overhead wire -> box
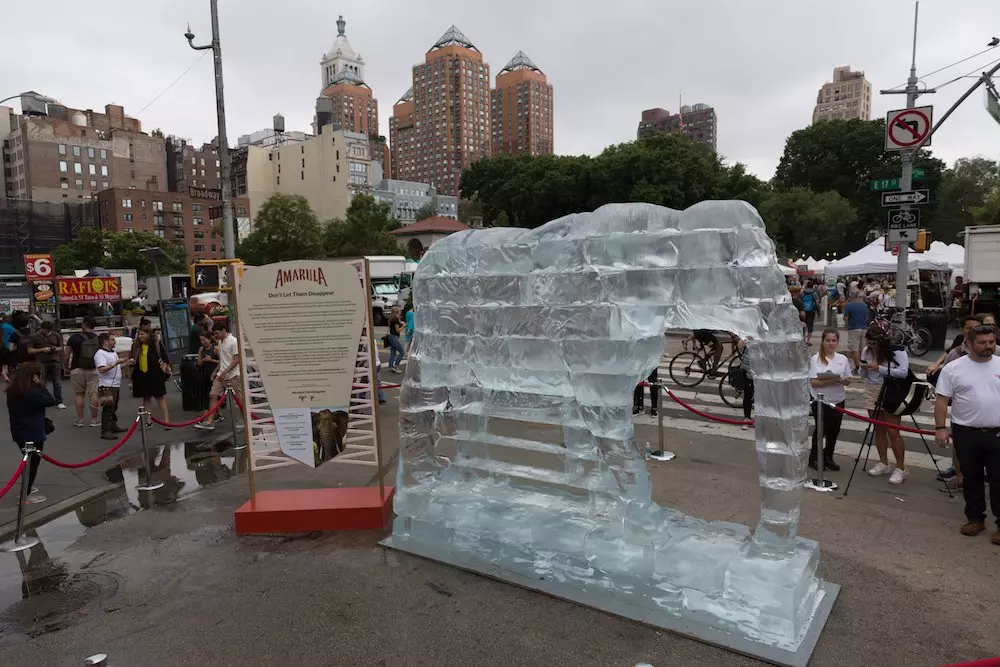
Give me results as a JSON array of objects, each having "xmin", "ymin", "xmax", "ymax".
[
  {"xmin": 883, "ymin": 44, "xmax": 999, "ymax": 91},
  {"xmin": 927, "ymin": 56, "xmax": 1000, "ymax": 91},
  {"xmin": 136, "ymin": 51, "xmax": 210, "ymax": 115}
]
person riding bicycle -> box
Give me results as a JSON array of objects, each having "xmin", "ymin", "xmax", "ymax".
[{"xmin": 683, "ymin": 329, "xmax": 735, "ymax": 376}]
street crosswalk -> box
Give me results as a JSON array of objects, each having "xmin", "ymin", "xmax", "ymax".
[{"xmin": 636, "ymin": 360, "xmax": 950, "ymax": 473}]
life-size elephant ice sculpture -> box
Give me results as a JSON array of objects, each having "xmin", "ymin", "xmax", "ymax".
[{"xmin": 384, "ymin": 201, "xmax": 838, "ymax": 665}]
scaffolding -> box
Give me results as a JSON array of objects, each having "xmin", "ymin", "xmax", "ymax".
[{"xmin": 0, "ymin": 199, "xmax": 98, "ymax": 273}]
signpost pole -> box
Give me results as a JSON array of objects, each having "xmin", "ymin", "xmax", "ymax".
[{"xmin": 364, "ymin": 259, "xmax": 387, "ymax": 503}]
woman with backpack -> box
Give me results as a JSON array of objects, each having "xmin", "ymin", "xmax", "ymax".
[
  {"xmin": 860, "ymin": 324, "xmax": 911, "ymax": 484},
  {"xmin": 6, "ymin": 362, "xmax": 56, "ymax": 505},
  {"xmin": 801, "ymin": 281, "xmax": 818, "ymax": 346}
]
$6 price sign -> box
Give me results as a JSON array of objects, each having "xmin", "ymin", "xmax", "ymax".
[{"xmin": 24, "ymin": 254, "xmax": 53, "ymax": 281}]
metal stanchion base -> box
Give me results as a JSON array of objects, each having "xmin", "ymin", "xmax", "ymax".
[
  {"xmin": 2, "ymin": 536, "xmax": 40, "ymax": 552},
  {"xmin": 805, "ymin": 479, "xmax": 838, "ymax": 492},
  {"xmin": 137, "ymin": 482, "xmax": 165, "ymax": 492}
]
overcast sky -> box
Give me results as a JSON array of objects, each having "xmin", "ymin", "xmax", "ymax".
[{"xmin": 3, "ymin": 0, "xmax": 999, "ymax": 178}]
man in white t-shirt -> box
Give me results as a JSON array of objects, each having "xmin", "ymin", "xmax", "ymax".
[
  {"xmin": 94, "ymin": 333, "xmax": 134, "ymax": 440},
  {"xmin": 196, "ymin": 322, "xmax": 241, "ymax": 431},
  {"xmin": 935, "ymin": 325, "xmax": 1000, "ymax": 544}
]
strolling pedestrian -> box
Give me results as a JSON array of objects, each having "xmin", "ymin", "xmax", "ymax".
[
  {"xmin": 808, "ymin": 329, "xmax": 852, "ymax": 471},
  {"xmin": 801, "ymin": 281, "xmax": 818, "ymax": 346},
  {"xmin": 6, "ymin": 362, "xmax": 55, "ymax": 505},
  {"xmin": 387, "ymin": 306, "xmax": 406, "ymax": 373},
  {"xmin": 65, "ymin": 316, "xmax": 100, "ymax": 428},
  {"xmin": 130, "ymin": 327, "xmax": 171, "ymax": 427},
  {"xmin": 95, "ymin": 333, "xmax": 132, "ymax": 440},
  {"xmin": 633, "ymin": 368, "xmax": 660, "ymax": 417},
  {"xmin": 189, "ymin": 312, "xmax": 213, "ymax": 354},
  {"xmin": 860, "ymin": 325, "xmax": 910, "ymax": 484},
  {"xmin": 196, "ymin": 322, "xmax": 241, "ymax": 431},
  {"xmin": 403, "ymin": 301, "xmax": 415, "ymax": 356},
  {"xmin": 934, "ymin": 324, "xmax": 1000, "ymax": 544},
  {"xmin": 27, "ymin": 321, "xmax": 65, "ymax": 409},
  {"xmin": 842, "ymin": 291, "xmax": 869, "ymax": 373}
]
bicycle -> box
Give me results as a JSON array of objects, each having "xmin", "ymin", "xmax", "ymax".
[
  {"xmin": 869, "ymin": 307, "xmax": 932, "ymax": 358},
  {"xmin": 669, "ymin": 333, "xmax": 742, "ymax": 389},
  {"xmin": 718, "ymin": 349, "xmax": 747, "ymax": 409}
]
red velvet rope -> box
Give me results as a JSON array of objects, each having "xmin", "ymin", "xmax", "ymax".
[
  {"xmin": 664, "ymin": 389, "xmax": 755, "ymax": 426},
  {"xmin": 149, "ymin": 395, "xmax": 227, "ymax": 428},
  {"xmin": 42, "ymin": 418, "xmax": 140, "ymax": 469},
  {"xmin": 829, "ymin": 403, "xmax": 935, "ymax": 436},
  {"xmin": 0, "ymin": 459, "xmax": 26, "ymax": 499}
]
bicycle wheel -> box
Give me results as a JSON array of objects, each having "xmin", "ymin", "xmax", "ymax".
[
  {"xmin": 669, "ymin": 351, "xmax": 708, "ymax": 388},
  {"xmin": 719, "ymin": 370, "xmax": 744, "ymax": 409},
  {"xmin": 908, "ymin": 326, "xmax": 932, "ymax": 357}
]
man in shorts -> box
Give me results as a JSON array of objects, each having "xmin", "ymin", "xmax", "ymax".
[
  {"xmin": 685, "ymin": 329, "xmax": 727, "ymax": 375},
  {"xmin": 842, "ymin": 291, "xmax": 869, "ymax": 373},
  {"xmin": 195, "ymin": 322, "xmax": 242, "ymax": 431},
  {"xmin": 65, "ymin": 316, "xmax": 100, "ymax": 427}
]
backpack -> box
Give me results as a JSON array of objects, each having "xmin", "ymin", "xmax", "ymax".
[
  {"xmin": 77, "ymin": 333, "xmax": 100, "ymax": 370},
  {"xmin": 802, "ymin": 291, "xmax": 816, "ymax": 313},
  {"xmin": 9, "ymin": 332, "xmax": 30, "ymax": 363}
]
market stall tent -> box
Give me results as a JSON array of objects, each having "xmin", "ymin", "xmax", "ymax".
[{"xmin": 825, "ymin": 236, "xmax": 951, "ymax": 277}]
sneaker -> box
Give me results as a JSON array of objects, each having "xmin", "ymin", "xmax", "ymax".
[
  {"xmin": 194, "ymin": 423, "xmax": 216, "ymax": 431},
  {"xmin": 741, "ymin": 424, "xmax": 751, "ymax": 431},
  {"xmin": 30, "ymin": 487, "xmax": 38, "ymax": 494},
  {"xmin": 25, "ymin": 493, "xmax": 46, "ymax": 504},
  {"xmin": 73, "ymin": 419, "xmax": 85, "ymax": 427},
  {"xmin": 868, "ymin": 462, "xmax": 894, "ymax": 476},
  {"xmin": 649, "ymin": 409, "xmax": 658, "ymax": 417},
  {"xmin": 100, "ymin": 432, "xmax": 117, "ymax": 440},
  {"xmin": 888, "ymin": 467, "xmax": 908, "ymax": 484},
  {"xmin": 57, "ymin": 403, "xmax": 66, "ymax": 410},
  {"xmin": 936, "ymin": 467, "xmax": 956, "ymax": 481},
  {"xmin": 960, "ymin": 521, "xmax": 986, "ymax": 536},
  {"xmin": 110, "ymin": 426, "xmax": 127, "ymax": 434},
  {"xmin": 89, "ymin": 421, "xmax": 100, "ymax": 428},
  {"xmin": 632, "ymin": 406, "xmax": 642, "ymax": 415}
]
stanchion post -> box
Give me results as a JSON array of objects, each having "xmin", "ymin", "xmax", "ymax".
[
  {"xmin": 364, "ymin": 259, "xmax": 386, "ymax": 503},
  {"xmin": 227, "ymin": 387, "xmax": 245, "ymax": 451},
  {"xmin": 656, "ymin": 381, "xmax": 664, "ymax": 454},
  {"xmin": 4, "ymin": 446, "xmax": 39, "ymax": 552},
  {"xmin": 817, "ymin": 393, "xmax": 825, "ymax": 487},
  {"xmin": 136, "ymin": 408, "xmax": 164, "ymax": 492}
]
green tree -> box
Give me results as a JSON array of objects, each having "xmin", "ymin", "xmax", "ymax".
[
  {"xmin": 757, "ymin": 188, "xmax": 858, "ymax": 259},
  {"xmin": 937, "ymin": 157, "xmax": 1000, "ymax": 240},
  {"xmin": 237, "ymin": 194, "xmax": 324, "ymax": 265},
  {"xmin": 493, "ymin": 210, "xmax": 510, "ymax": 227},
  {"xmin": 323, "ymin": 194, "xmax": 403, "ymax": 257},
  {"xmin": 52, "ymin": 228, "xmax": 187, "ymax": 276},
  {"xmin": 714, "ymin": 162, "xmax": 770, "ymax": 208},
  {"xmin": 415, "ymin": 202, "xmax": 437, "ymax": 221},
  {"xmin": 773, "ymin": 118, "xmax": 944, "ymax": 252}
]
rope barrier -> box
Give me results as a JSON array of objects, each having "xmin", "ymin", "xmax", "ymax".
[
  {"xmin": 664, "ymin": 389, "xmax": 754, "ymax": 427},
  {"xmin": 0, "ymin": 459, "xmax": 26, "ymax": 500},
  {"xmin": 828, "ymin": 403, "xmax": 935, "ymax": 436},
  {"xmin": 149, "ymin": 395, "xmax": 227, "ymax": 428},
  {"xmin": 353, "ymin": 383, "xmax": 401, "ymax": 390},
  {"xmin": 41, "ymin": 419, "xmax": 140, "ymax": 469}
]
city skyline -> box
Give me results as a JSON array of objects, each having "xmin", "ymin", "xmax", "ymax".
[{"xmin": 2, "ymin": 0, "xmax": 999, "ymax": 181}]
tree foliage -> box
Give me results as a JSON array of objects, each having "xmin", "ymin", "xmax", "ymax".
[
  {"xmin": 937, "ymin": 157, "xmax": 1000, "ymax": 240},
  {"xmin": 415, "ymin": 202, "xmax": 437, "ymax": 221},
  {"xmin": 52, "ymin": 228, "xmax": 187, "ymax": 277},
  {"xmin": 323, "ymin": 194, "xmax": 403, "ymax": 258},
  {"xmin": 237, "ymin": 194, "xmax": 324, "ymax": 265},
  {"xmin": 757, "ymin": 188, "xmax": 858, "ymax": 259}
]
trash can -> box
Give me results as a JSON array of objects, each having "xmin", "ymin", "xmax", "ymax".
[
  {"xmin": 914, "ymin": 308, "xmax": 949, "ymax": 351},
  {"xmin": 180, "ymin": 354, "xmax": 209, "ymax": 412}
]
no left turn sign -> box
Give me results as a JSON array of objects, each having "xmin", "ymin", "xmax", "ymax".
[{"xmin": 885, "ymin": 106, "xmax": 933, "ymax": 151}]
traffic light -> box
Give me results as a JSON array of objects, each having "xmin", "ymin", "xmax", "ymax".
[{"xmin": 913, "ymin": 229, "xmax": 932, "ymax": 253}]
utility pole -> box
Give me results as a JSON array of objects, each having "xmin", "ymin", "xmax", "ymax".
[{"xmin": 185, "ymin": 0, "xmax": 235, "ymax": 260}]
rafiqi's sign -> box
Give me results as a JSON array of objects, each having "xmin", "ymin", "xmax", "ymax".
[{"xmin": 57, "ymin": 277, "xmax": 122, "ymax": 303}]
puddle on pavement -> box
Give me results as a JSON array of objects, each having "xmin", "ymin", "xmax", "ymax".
[{"xmin": 0, "ymin": 438, "xmax": 246, "ymax": 644}]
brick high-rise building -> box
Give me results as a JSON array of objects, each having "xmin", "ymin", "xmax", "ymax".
[
  {"xmin": 2, "ymin": 102, "xmax": 166, "ymax": 204},
  {"xmin": 812, "ymin": 66, "xmax": 872, "ymax": 123},
  {"xmin": 388, "ymin": 88, "xmax": 414, "ymax": 181},
  {"xmin": 165, "ymin": 136, "xmax": 221, "ymax": 193},
  {"xmin": 490, "ymin": 51, "xmax": 554, "ymax": 156},
  {"xmin": 636, "ymin": 103, "xmax": 717, "ymax": 151},
  {"xmin": 317, "ymin": 15, "xmax": 378, "ymax": 137},
  {"xmin": 390, "ymin": 26, "xmax": 491, "ymax": 197},
  {"xmin": 97, "ymin": 187, "xmax": 249, "ymax": 262}
]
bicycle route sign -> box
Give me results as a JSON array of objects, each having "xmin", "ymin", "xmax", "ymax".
[
  {"xmin": 886, "ymin": 208, "xmax": 920, "ymax": 244},
  {"xmin": 885, "ymin": 106, "xmax": 933, "ymax": 151}
]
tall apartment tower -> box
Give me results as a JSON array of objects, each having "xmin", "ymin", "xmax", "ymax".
[
  {"xmin": 390, "ymin": 26, "xmax": 491, "ymax": 196},
  {"xmin": 812, "ymin": 66, "xmax": 872, "ymax": 123},
  {"xmin": 490, "ymin": 51, "xmax": 554, "ymax": 156},
  {"xmin": 317, "ymin": 15, "xmax": 379, "ymax": 137}
]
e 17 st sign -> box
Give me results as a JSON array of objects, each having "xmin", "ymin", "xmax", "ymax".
[{"xmin": 23, "ymin": 254, "xmax": 54, "ymax": 281}]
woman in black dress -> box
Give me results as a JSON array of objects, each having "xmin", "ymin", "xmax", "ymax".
[{"xmin": 130, "ymin": 327, "xmax": 172, "ymax": 427}]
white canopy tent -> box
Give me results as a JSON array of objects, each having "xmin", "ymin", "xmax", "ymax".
[{"xmin": 825, "ymin": 236, "xmax": 953, "ymax": 277}]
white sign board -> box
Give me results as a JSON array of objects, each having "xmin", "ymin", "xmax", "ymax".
[
  {"xmin": 887, "ymin": 208, "xmax": 920, "ymax": 244},
  {"xmin": 885, "ymin": 106, "xmax": 933, "ymax": 151},
  {"xmin": 237, "ymin": 260, "xmax": 367, "ymax": 468}
]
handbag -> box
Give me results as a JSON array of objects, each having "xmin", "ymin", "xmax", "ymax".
[
  {"xmin": 381, "ymin": 335, "xmax": 389, "ymax": 349},
  {"xmin": 98, "ymin": 386, "xmax": 116, "ymax": 406},
  {"xmin": 44, "ymin": 417, "xmax": 55, "ymax": 435}
]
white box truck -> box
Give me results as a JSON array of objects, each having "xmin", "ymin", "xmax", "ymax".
[{"xmin": 962, "ymin": 225, "xmax": 1000, "ymax": 317}]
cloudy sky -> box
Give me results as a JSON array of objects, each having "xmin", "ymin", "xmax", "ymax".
[{"xmin": 3, "ymin": 0, "xmax": 999, "ymax": 178}]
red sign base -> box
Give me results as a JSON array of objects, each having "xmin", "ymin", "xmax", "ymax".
[{"xmin": 235, "ymin": 486, "xmax": 394, "ymax": 534}]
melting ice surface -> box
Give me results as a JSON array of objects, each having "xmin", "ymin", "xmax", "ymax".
[{"xmin": 392, "ymin": 201, "xmax": 827, "ymax": 651}]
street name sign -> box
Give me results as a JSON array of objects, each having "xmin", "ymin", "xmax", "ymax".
[
  {"xmin": 881, "ymin": 189, "xmax": 929, "ymax": 206},
  {"xmin": 887, "ymin": 208, "xmax": 920, "ymax": 244},
  {"xmin": 869, "ymin": 169, "xmax": 925, "ymax": 192},
  {"xmin": 987, "ymin": 88, "xmax": 1000, "ymax": 127},
  {"xmin": 885, "ymin": 106, "xmax": 933, "ymax": 151}
]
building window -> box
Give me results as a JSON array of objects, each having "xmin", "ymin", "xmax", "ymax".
[
  {"xmin": 72, "ymin": 146, "xmax": 81, "ymax": 157},
  {"xmin": 58, "ymin": 144, "xmax": 66, "ymax": 156},
  {"xmin": 75, "ymin": 178, "xmax": 83, "ymax": 189},
  {"xmin": 153, "ymin": 200, "xmax": 164, "ymax": 211},
  {"xmin": 59, "ymin": 160, "xmax": 67, "ymax": 173},
  {"xmin": 100, "ymin": 149, "xmax": 107, "ymax": 160},
  {"xmin": 172, "ymin": 202, "xmax": 183, "ymax": 212},
  {"xmin": 192, "ymin": 217, "xmax": 203, "ymax": 226},
  {"xmin": 60, "ymin": 179, "xmax": 69, "ymax": 190},
  {"xmin": 123, "ymin": 213, "xmax": 133, "ymax": 222},
  {"xmin": 89, "ymin": 164, "xmax": 96, "ymax": 176},
  {"xmin": 194, "ymin": 231, "xmax": 205, "ymax": 239},
  {"xmin": 194, "ymin": 244, "xmax": 205, "ymax": 252},
  {"xmin": 155, "ymin": 229, "xmax": 165, "ymax": 238},
  {"xmin": 301, "ymin": 171, "xmax": 304, "ymax": 180},
  {"xmin": 87, "ymin": 147, "xmax": 95, "ymax": 159},
  {"xmin": 173, "ymin": 214, "xmax": 184, "ymax": 225},
  {"xmin": 74, "ymin": 163, "xmax": 82, "ymax": 174},
  {"xmin": 153, "ymin": 214, "xmax": 164, "ymax": 225},
  {"xmin": 192, "ymin": 204, "xmax": 202, "ymax": 213},
  {"xmin": 122, "ymin": 199, "xmax": 132, "ymax": 208},
  {"xmin": 90, "ymin": 179, "xmax": 97, "ymax": 189},
  {"xmin": 101, "ymin": 165, "xmax": 108, "ymax": 177},
  {"xmin": 200, "ymin": 169, "xmax": 205, "ymax": 177}
]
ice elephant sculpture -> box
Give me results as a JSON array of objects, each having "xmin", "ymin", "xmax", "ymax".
[{"xmin": 383, "ymin": 201, "xmax": 838, "ymax": 666}]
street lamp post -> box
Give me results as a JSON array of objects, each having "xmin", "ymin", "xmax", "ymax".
[
  {"xmin": 0, "ymin": 91, "xmax": 59, "ymax": 108},
  {"xmin": 185, "ymin": 0, "xmax": 236, "ymax": 260},
  {"xmin": 139, "ymin": 247, "xmax": 169, "ymax": 326}
]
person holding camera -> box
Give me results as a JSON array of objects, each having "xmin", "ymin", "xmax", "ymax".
[
  {"xmin": 859, "ymin": 325, "xmax": 910, "ymax": 484},
  {"xmin": 934, "ymin": 324, "xmax": 1000, "ymax": 543}
]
